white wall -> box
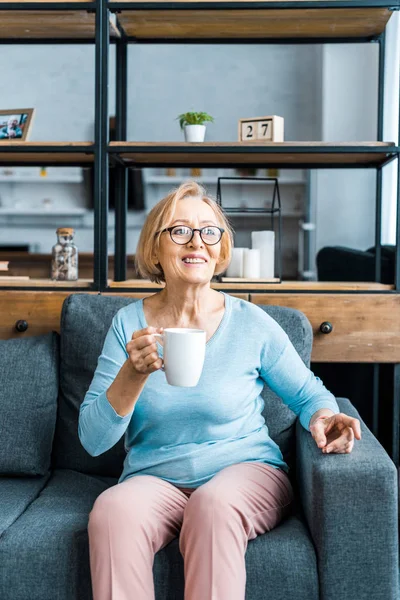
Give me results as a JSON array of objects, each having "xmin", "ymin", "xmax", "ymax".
[
  {"xmin": 382, "ymin": 11, "xmax": 400, "ymax": 244},
  {"xmin": 0, "ymin": 44, "xmax": 320, "ymax": 143},
  {"xmin": 1, "ymin": 37, "xmax": 398, "ymax": 258},
  {"xmin": 313, "ymin": 43, "xmax": 379, "ymax": 257},
  {"xmin": 0, "ymin": 43, "xmax": 320, "ymax": 255}
]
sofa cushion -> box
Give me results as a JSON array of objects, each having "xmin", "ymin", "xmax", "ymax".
[
  {"xmin": 52, "ymin": 294, "xmax": 312, "ymax": 477},
  {"xmin": 0, "ymin": 469, "xmax": 115, "ymax": 600},
  {"xmin": 52, "ymin": 295, "xmax": 136, "ymax": 477},
  {"xmin": 0, "ymin": 474, "xmax": 50, "ymax": 537},
  {"xmin": 0, "ymin": 332, "xmax": 59, "ymax": 476},
  {"xmin": 0, "ymin": 470, "xmax": 317, "ymax": 600}
]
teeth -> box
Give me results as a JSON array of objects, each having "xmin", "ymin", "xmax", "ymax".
[{"xmin": 183, "ymin": 258, "xmax": 206, "ymax": 263}]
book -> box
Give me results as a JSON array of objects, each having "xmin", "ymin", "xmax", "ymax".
[{"xmin": 0, "ymin": 261, "xmax": 9, "ymax": 271}]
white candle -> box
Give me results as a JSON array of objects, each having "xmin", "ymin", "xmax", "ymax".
[
  {"xmin": 226, "ymin": 247, "xmax": 245, "ymax": 278},
  {"xmin": 243, "ymin": 249, "xmax": 261, "ymax": 278},
  {"xmin": 251, "ymin": 231, "xmax": 275, "ymax": 279}
]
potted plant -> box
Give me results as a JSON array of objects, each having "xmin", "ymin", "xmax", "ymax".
[{"xmin": 177, "ymin": 111, "xmax": 214, "ymax": 142}]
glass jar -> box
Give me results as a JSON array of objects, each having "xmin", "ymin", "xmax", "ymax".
[{"xmin": 51, "ymin": 227, "xmax": 78, "ymax": 281}]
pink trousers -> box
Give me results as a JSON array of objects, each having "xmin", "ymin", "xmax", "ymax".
[{"xmin": 88, "ymin": 461, "xmax": 294, "ymax": 600}]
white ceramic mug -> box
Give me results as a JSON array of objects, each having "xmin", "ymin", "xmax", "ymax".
[{"xmin": 153, "ymin": 328, "xmax": 206, "ymax": 387}]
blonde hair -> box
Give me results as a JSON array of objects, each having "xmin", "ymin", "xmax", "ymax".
[{"xmin": 135, "ymin": 181, "xmax": 234, "ymax": 284}]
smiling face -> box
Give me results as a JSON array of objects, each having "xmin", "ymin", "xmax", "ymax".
[{"xmin": 156, "ymin": 196, "xmax": 222, "ymax": 286}]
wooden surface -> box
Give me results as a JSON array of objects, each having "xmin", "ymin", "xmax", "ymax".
[
  {"xmin": 0, "ymin": 252, "xmax": 139, "ymax": 280},
  {"xmin": 0, "ymin": 142, "xmax": 94, "ymax": 165},
  {"xmin": 116, "ymin": 7, "xmax": 392, "ymax": 40},
  {"xmin": 0, "ymin": 290, "xmax": 398, "ymax": 362},
  {"xmin": 109, "ymin": 279, "xmax": 393, "ymax": 291},
  {"xmin": 0, "ymin": 0, "xmax": 94, "ymax": 2},
  {"xmin": 0, "ymin": 141, "xmax": 395, "ymax": 167},
  {"xmin": 0, "ymin": 11, "xmax": 119, "ymax": 40},
  {"xmin": 0, "ymin": 278, "xmax": 94, "ymax": 287},
  {"xmin": 251, "ymin": 293, "xmax": 400, "ymax": 362},
  {"xmin": 110, "ymin": 142, "xmax": 397, "ymax": 168},
  {"xmin": 220, "ymin": 277, "xmax": 281, "ymax": 283},
  {"xmin": 0, "ymin": 277, "xmax": 393, "ymax": 290},
  {"xmin": 0, "ymin": 290, "xmax": 248, "ymax": 339}
]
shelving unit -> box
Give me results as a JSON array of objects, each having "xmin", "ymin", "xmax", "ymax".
[
  {"xmin": 109, "ymin": 141, "xmax": 398, "ymax": 167},
  {"xmin": 0, "ymin": 0, "xmax": 400, "ymax": 463},
  {"xmin": 144, "ymin": 175, "xmax": 306, "ymax": 185},
  {"xmin": 0, "ymin": 166, "xmax": 84, "ymax": 183}
]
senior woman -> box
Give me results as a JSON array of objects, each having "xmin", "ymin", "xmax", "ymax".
[{"xmin": 79, "ymin": 181, "xmax": 361, "ymax": 600}]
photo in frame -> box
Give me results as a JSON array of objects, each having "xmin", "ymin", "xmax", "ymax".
[{"xmin": 0, "ymin": 108, "xmax": 35, "ymax": 141}]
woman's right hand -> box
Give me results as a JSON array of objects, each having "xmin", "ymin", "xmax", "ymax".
[{"xmin": 125, "ymin": 326, "xmax": 164, "ymax": 375}]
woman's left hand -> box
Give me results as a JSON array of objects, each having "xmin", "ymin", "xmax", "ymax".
[{"xmin": 310, "ymin": 413, "xmax": 362, "ymax": 454}]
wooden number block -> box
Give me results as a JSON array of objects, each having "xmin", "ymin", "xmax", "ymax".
[
  {"xmin": 241, "ymin": 120, "xmax": 257, "ymax": 141},
  {"xmin": 257, "ymin": 119, "xmax": 272, "ymax": 140},
  {"xmin": 239, "ymin": 115, "xmax": 284, "ymax": 142}
]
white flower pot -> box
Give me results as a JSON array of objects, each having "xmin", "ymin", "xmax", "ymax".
[{"xmin": 184, "ymin": 125, "xmax": 206, "ymax": 142}]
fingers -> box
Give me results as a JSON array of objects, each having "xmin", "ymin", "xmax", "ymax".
[
  {"xmin": 130, "ymin": 327, "xmax": 162, "ymax": 348},
  {"xmin": 132, "ymin": 326, "xmax": 160, "ymax": 340},
  {"xmin": 310, "ymin": 419, "xmax": 327, "ymax": 448},
  {"xmin": 323, "ymin": 426, "xmax": 354, "ymax": 454},
  {"xmin": 350, "ymin": 417, "xmax": 362, "ymax": 440},
  {"xmin": 313, "ymin": 411, "xmax": 361, "ymax": 454},
  {"xmin": 324, "ymin": 413, "xmax": 362, "ymax": 440},
  {"xmin": 136, "ymin": 351, "xmax": 163, "ymax": 374},
  {"xmin": 126, "ymin": 326, "xmax": 164, "ymax": 374},
  {"xmin": 145, "ymin": 354, "xmax": 163, "ymax": 372}
]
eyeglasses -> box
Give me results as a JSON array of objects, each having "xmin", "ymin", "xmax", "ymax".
[{"xmin": 160, "ymin": 225, "xmax": 225, "ymax": 246}]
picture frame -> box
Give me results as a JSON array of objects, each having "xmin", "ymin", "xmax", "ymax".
[
  {"xmin": 0, "ymin": 108, "xmax": 35, "ymax": 142},
  {"xmin": 238, "ymin": 115, "xmax": 284, "ymax": 143}
]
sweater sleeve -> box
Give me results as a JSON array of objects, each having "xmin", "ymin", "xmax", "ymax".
[
  {"xmin": 78, "ymin": 311, "xmax": 134, "ymax": 457},
  {"xmin": 259, "ymin": 320, "xmax": 340, "ymax": 432}
]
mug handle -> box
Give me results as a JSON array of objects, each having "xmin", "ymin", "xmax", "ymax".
[{"xmin": 153, "ymin": 333, "xmax": 165, "ymax": 372}]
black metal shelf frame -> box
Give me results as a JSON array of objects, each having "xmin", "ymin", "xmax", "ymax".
[
  {"xmin": 0, "ymin": 0, "xmax": 400, "ymax": 464},
  {"xmin": 106, "ymin": 1, "xmax": 400, "ymax": 464}
]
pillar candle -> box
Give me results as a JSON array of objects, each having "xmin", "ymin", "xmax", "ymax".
[
  {"xmin": 226, "ymin": 247, "xmax": 245, "ymax": 278},
  {"xmin": 251, "ymin": 231, "xmax": 275, "ymax": 279},
  {"xmin": 243, "ymin": 249, "xmax": 261, "ymax": 278}
]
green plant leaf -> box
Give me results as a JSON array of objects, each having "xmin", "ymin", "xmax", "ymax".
[{"xmin": 175, "ymin": 111, "xmax": 214, "ymax": 129}]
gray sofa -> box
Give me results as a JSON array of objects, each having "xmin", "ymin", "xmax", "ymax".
[{"xmin": 0, "ymin": 293, "xmax": 398, "ymax": 600}]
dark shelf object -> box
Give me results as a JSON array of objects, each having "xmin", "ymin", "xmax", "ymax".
[
  {"xmin": 320, "ymin": 321, "xmax": 333, "ymax": 334},
  {"xmin": 15, "ymin": 319, "xmax": 28, "ymax": 333},
  {"xmin": 214, "ymin": 176, "xmax": 282, "ymax": 283}
]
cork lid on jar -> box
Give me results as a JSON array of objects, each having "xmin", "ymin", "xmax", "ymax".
[{"xmin": 56, "ymin": 227, "xmax": 74, "ymax": 235}]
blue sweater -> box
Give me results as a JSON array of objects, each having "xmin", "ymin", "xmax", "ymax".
[{"xmin": 78, "ymin": 292, "xmax": 339, "ymax": 487}]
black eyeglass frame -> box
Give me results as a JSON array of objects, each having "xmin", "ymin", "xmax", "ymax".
[{"xmin": 160, "ymin": 226, "xmax": 225, "ymax": 246}]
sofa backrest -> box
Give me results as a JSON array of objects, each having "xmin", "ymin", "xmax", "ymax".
[{"xmin": 51, "ymin": 293, "xmax": 312, "ymax": 477}]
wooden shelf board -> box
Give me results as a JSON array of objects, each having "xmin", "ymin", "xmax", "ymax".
[
  {"xmin": 0, "ymin": 278, "xmax": 94, "ymax": 287},
  {"xmin": 0, "ymin": 0, "xmax": 93, "ymax": 3},
  {"xmin": 6, "ymin": 280, "xmax": 391, "ymax": 291},
  {"xmin": 108, "ymin": 279, "xmax": 394, "ymax": 291},
  {"xmin": 109, "ymin": 141, "xmax": 398, "ymax": 167},
  {"xmin": 0, "ymin": 142, "xmax": 94, "ymax": 165},
  {"xmin": 0, "ymin": 11, "xmax": 119, "ymax": 40},
  {"xmin": 145, "ymin": 176, "xmax": 306, "ymax": 184},
  {"xmin": 115, "ymin": 6, "xmax": 393, "ymax": 40},
  {"xmin": 1, "ymin": 142, "xmax": 395, "ymax": 167}
]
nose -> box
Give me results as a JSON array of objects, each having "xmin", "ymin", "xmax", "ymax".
[{"xmin": 188, "ymin": 230, "xmax": 204, "ymax": 247}]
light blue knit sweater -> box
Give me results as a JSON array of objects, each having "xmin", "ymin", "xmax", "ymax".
[{"xmin": 78, "ymin": 292, "xmax": 339, "ymax": 487}]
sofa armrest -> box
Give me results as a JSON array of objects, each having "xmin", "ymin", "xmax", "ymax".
[{"xmin": 296, "ymin": 397, "xmax": 399, "ymax": 600}]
